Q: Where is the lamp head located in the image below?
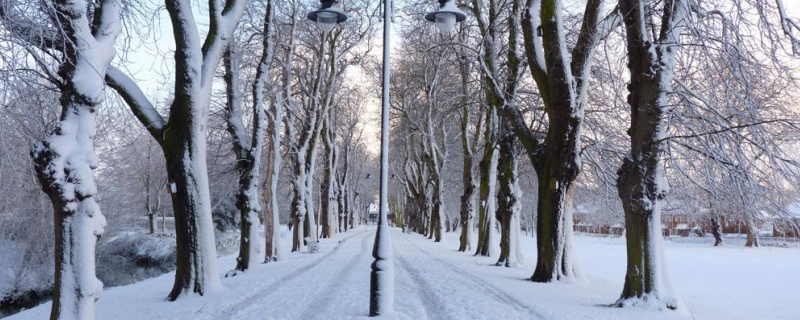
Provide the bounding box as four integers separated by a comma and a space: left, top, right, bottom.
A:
425, 0, 467, 33
307, 0, 348, 33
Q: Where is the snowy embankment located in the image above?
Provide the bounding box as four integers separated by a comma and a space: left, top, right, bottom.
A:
8, 227, 799, 320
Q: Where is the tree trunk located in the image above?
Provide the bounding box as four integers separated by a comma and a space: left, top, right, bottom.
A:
458, 109, 477, 252
304, 148, 319, 242
341, 190, 347, 231
232, 171, 261, 272
458, 175, 476, 251
291, 159, 307, 252
430, 182, 443, 242
20, 2, 122, 317
475, 108, 499, 257
614, 63, 683, 309
745, 217, 759, 247
264, 98, 282, 262
162, 211, 167, 233
163, 125, 222, 300
512, 0, 618, 283
615, 0, 687, 310
529, 129, 581, 281
223, 44, 266, 274
148, 211, 156, 234
320, 118, 337, 238
34, 102, 107, 320
104, 0, 246, 299
710, 215, 723, 246
496, 123, 523, 267
321, 135, 333, 238
337, 177, 346, 233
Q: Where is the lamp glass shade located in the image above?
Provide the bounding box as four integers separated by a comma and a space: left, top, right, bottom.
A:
434, 12, 457, 33
316, 11, 338, 32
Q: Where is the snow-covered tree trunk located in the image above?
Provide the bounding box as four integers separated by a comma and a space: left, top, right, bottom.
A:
423, 105, 447, 243
338, 169, 348, 233
107, 0, 246, 300
336, 167, 347, 233
223, 5, 275, 271
745, 216, 760, 247
256, 0, 281, 263
615, 0, 687, 311
401, 143, 429, 236
496, 123, 524, 267
469, 0, 518, 258
278, 0, 312, 252
161, 88, 222, 300
475, 108, 499, 257
290, 151, 308, 251
321, 113, 339, 238
457, 48, 480, 252
290, 121, 325, 248
264, 96, 283, 262
305, 30, 345, 241
142, 149, 166, 236
352, 192, 361, 228
338, 142, 354, 233
1, 0, 122, 318
289, 21, 341, 248
429, 176, 444, 241
304, 136, 321, 242
458, 114, 477, 251
504, 0, 619, 283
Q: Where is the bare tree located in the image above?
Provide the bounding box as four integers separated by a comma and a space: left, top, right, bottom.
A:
222, 0, 278, 273
456, 31, 482, 251
106, 0, 247, 300
0, 0, 122, 317
615, 0, 688, 310
320, 102, 340, 238
512, 0, 620, 282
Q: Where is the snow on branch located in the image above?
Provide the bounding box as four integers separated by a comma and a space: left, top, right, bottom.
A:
775, 0, 800, 55
522, 0, 547, 83
106, 66, 167, 141
201, 0, 247, 80
91, 0, 123, 46
223, 45, 251, 155
659, 0, 691, 44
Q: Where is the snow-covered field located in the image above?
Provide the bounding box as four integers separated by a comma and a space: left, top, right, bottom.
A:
8, 226, 799, 320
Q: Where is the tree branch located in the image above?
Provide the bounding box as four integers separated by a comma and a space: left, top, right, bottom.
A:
106, 66, 167, 143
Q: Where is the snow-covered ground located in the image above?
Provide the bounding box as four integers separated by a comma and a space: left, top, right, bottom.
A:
8, 226, 799, 320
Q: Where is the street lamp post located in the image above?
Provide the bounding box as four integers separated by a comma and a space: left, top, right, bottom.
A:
308, 0, 464, 317
369, 0, 394, 315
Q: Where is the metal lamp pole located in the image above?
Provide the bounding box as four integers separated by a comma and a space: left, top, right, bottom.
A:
368, 0, 465, 316
369, 0, 394, 316
307, 0, 464, 316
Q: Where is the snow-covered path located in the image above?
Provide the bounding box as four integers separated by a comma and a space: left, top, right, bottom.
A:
203, 229, 374, 320
8, 226, 799, 320
392, 231, 545, 320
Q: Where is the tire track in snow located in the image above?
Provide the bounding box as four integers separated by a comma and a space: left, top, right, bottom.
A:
398, 232, 548, 319
296, 231, 372, 319
206, 229, 369, 319
393, 239, 443, 320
